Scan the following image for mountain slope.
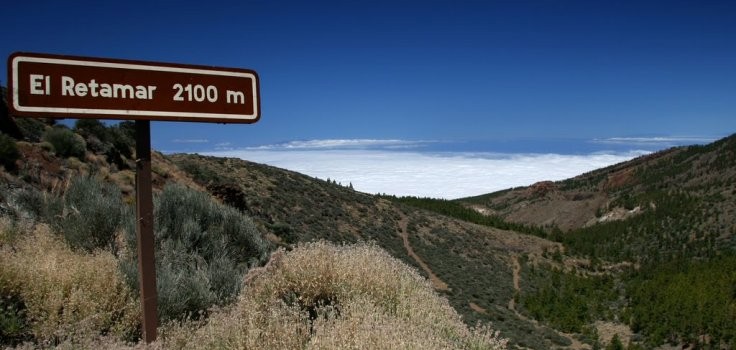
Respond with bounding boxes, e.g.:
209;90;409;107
4;112;734;348
462;134;736;247
170;134;736;348
456;134;736;347
170;154;574;349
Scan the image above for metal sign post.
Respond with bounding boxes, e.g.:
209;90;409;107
135;120;157;342
7;52;261;343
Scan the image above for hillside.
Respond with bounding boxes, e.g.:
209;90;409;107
0;112;561;348
169;153;572;349
462;135;736;236
2;105;735;349
455;134;736;347
460;134;736;263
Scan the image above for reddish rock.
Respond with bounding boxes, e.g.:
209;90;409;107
526;181;557;198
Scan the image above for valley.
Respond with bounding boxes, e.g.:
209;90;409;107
0;113;734;349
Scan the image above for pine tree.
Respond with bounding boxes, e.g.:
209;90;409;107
606;334;624;350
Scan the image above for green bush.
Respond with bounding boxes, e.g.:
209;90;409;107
0;133;20;171
109;122;135;157
7;187;62;223
122;184;270;322
0;293;29;346
75;119;111;154
14;118;46;142
74;119;109;143
42;126;86;158
10;177;125;253
105;122;136;168
6;177;125;253
57;176;126;253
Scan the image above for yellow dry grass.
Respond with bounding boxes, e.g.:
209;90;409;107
0;222;140;346
154;242;507;350
0;221;506;349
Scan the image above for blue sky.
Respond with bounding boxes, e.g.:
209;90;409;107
3;1;735;197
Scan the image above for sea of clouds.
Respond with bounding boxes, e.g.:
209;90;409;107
203;139;655;199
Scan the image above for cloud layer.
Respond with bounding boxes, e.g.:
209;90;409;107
247;139;431;150
205;147;646;199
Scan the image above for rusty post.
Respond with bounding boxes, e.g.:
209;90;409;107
135;120;158;343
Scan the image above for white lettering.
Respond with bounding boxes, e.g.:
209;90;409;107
61;76;75;96
74;83;88;96
226;90;245;104
113;84;134;99
172;84;214;102
89;80;99;97
134;85;156;99
56;76;156;100
30;75;45;95
100;84;112;98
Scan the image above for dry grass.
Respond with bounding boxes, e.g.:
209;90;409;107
154;242;507;350
0;223;506;349
0;223;140;346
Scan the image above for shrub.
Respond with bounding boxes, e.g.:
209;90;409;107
15;118;47;142
0;224;139;345
5;177;125;253
105;123;136;169
0;133;20;171
42;126;86;158
109;122;135;158
57;176;126;253
156;242;508;349
74;119;109;143
75;119;112;154
6;187;62;223
121;184;270;322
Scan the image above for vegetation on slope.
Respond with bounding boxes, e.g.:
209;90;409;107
626;256;736;348
382;195;549;237
460;134;736;348
171;154;567;349
3;104;733;348
0;115;507;349
119;184;271;322
156;242;507;350
0;221;140;346
0;178;510;349
519;262;619;335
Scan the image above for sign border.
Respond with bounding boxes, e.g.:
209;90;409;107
7;52;260;124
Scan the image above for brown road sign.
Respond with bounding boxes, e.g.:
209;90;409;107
6;52;263;343
7;52;260;123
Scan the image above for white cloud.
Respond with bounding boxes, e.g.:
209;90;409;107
204;148;646;199
214;142;234;151
247;139;431;150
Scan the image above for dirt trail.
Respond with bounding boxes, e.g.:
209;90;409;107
396;211;449;291
469;302;487;314
508;255;589;350
508;254;521;310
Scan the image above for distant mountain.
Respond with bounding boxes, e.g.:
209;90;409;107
456;134;736;347
460;133;736;263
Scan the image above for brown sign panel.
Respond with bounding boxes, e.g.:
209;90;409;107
8;52;260;123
